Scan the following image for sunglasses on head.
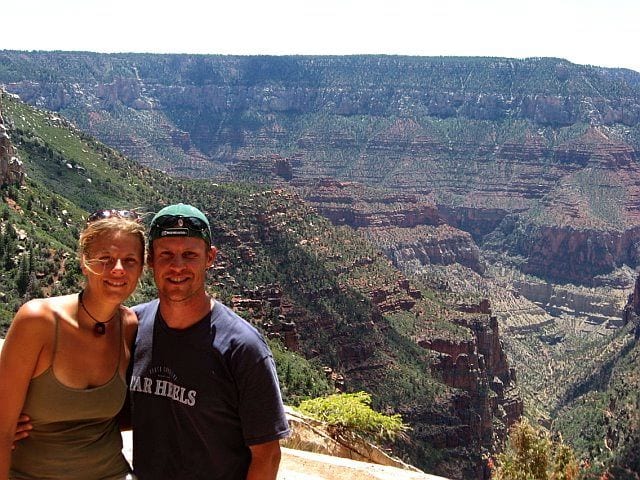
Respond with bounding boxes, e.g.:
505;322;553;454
149;215;211;243
87;209;140;224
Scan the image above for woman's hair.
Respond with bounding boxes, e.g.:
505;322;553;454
78;216;147;266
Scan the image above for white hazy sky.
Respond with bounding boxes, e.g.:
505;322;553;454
4;0;640;72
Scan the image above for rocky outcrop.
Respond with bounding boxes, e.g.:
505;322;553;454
283;407;423;471
299;179;441;228
296;181;485;274
437;206;512;241
622;274;640;339
632;274;640;316
0;96;24;186
505;223;640;284
419;304;523;469
95;77;154;110
515;277;628;328
370;225;485;274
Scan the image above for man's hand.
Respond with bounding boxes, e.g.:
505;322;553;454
13;414;32;450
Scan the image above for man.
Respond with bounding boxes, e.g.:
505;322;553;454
14;203;290;479
128;203;290;479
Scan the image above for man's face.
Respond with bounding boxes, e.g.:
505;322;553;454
149;236;217;304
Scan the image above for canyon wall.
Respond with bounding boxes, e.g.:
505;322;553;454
4;54;640;284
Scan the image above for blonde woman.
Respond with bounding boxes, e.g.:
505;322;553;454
0;210;145;480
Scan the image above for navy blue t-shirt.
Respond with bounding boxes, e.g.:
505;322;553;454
129;300;290;480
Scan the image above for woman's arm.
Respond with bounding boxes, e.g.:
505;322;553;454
0;301;51;480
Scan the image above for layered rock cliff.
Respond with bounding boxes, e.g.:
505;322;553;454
3;53;640;283
417;303;523;479
296;179;441;228
0;94;24;186
297;180;484;274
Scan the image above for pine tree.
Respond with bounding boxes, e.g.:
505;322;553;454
16;253;31;296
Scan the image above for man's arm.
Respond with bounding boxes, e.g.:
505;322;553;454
246;440;282;480
12;415;32;449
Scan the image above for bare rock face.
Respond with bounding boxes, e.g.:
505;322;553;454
419;304;523;468
299;179;441;228
622;274;640;339
633;275;640;317
372;225;485;274
508;224;640;284
95;77;154;110
275;157;294;180
437;206;511;241
298;180;485;273
0;98;24;186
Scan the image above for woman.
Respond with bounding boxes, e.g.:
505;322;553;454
0;209;145;480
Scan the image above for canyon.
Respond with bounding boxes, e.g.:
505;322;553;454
3;53;640;476
3;54;640;287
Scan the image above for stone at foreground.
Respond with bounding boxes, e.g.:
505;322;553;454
120;431;449;480
279;448;450;480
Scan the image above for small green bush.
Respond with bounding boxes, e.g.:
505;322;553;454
297;391;408;443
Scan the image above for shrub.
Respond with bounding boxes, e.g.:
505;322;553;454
297;391;408;444
269;340;333;405
490;418;580;480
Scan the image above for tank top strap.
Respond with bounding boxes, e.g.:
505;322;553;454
50;313;60;367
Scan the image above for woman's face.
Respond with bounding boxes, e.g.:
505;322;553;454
81;231;144;304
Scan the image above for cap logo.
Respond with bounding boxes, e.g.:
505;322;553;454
160;228;189;237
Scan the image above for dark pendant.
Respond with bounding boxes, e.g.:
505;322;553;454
94;322;106;335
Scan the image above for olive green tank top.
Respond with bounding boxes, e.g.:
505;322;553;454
10;316;131;480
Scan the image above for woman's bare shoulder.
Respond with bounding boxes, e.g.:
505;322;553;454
14;298;55;325
1;296;72;366
11;295;75;333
